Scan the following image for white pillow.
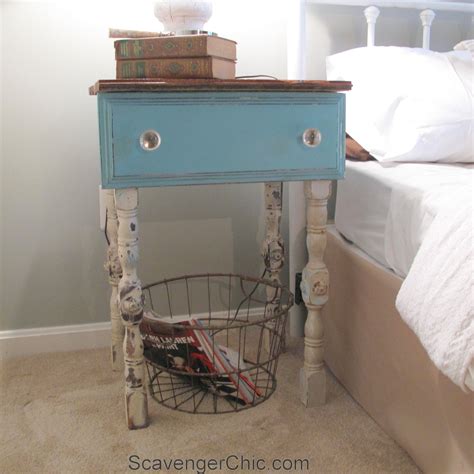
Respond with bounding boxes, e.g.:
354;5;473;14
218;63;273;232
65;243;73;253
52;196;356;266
326;47;473;163
454;39;474;53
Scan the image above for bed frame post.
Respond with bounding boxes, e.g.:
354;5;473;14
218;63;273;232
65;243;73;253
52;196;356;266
420;9;435;50
300;180;331;407
364;6;380;47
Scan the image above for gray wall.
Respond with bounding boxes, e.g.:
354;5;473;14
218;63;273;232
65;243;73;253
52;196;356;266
0;0;288;330
1;1;469;331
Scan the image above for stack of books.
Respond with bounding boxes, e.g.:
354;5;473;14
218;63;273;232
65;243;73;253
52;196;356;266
115;35;237;80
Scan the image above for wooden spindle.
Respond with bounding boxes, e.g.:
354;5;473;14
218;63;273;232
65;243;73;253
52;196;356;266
300;180;331;407
262;182;285;353
115;188;148;430
104;189;124;371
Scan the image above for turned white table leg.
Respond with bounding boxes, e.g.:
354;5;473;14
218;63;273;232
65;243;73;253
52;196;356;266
300;180;331;407
115;188;148;430
104;189;124;371
262;182;284;353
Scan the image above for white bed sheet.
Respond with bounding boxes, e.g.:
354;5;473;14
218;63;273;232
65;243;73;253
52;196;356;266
335;160;474;277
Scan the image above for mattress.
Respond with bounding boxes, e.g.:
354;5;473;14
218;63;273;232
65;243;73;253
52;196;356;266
335;160;474;277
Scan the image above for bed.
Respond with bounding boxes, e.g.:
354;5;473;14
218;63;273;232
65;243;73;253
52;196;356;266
327;161;473;472
289;2;474;472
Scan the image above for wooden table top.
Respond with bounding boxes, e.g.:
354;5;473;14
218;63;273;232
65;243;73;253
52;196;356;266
89;79;352;95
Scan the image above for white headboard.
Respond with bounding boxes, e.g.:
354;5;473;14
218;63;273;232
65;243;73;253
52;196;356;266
308;0;473;12
288;0;473;80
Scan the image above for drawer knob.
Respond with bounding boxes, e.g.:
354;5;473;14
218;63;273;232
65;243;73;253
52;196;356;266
302;128;322;148
140;130;161;151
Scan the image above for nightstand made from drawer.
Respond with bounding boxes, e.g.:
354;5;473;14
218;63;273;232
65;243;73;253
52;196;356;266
90;79;350;429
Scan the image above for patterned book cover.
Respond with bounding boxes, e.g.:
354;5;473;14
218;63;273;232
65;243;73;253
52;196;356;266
116;57;236;80
115;35;237;61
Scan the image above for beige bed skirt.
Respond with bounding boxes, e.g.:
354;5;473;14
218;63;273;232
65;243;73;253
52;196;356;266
323;227;474;473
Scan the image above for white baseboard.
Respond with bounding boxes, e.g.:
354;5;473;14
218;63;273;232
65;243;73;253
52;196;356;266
0;321;112;360
0;307;265;360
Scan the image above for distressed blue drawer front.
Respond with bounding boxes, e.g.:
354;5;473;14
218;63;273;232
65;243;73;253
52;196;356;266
98;92;345;188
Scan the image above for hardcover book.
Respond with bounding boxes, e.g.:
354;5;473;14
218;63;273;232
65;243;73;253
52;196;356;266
116;56;236;80
115;35;237;61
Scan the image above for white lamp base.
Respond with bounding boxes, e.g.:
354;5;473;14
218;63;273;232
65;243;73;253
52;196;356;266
154;0;213;34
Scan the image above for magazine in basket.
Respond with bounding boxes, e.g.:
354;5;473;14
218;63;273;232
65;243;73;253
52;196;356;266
140;312;261;405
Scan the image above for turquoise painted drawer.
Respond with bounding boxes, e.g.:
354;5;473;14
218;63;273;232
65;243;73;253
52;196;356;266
98;91;345;188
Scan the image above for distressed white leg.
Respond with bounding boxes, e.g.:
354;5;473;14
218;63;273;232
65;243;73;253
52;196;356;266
262;182;285;353
300;180;331;407
115;188;149;430
104;189;124;371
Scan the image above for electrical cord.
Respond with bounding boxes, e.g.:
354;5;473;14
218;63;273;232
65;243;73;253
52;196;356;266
235;75;279;80
104;208;110;245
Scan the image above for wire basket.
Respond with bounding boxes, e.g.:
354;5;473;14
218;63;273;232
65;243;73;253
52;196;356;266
141;273;293;414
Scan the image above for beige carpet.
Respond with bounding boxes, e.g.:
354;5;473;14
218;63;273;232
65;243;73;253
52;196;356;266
0;340;419;474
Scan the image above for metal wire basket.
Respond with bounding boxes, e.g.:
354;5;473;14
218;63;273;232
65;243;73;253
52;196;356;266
141;273;293;414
